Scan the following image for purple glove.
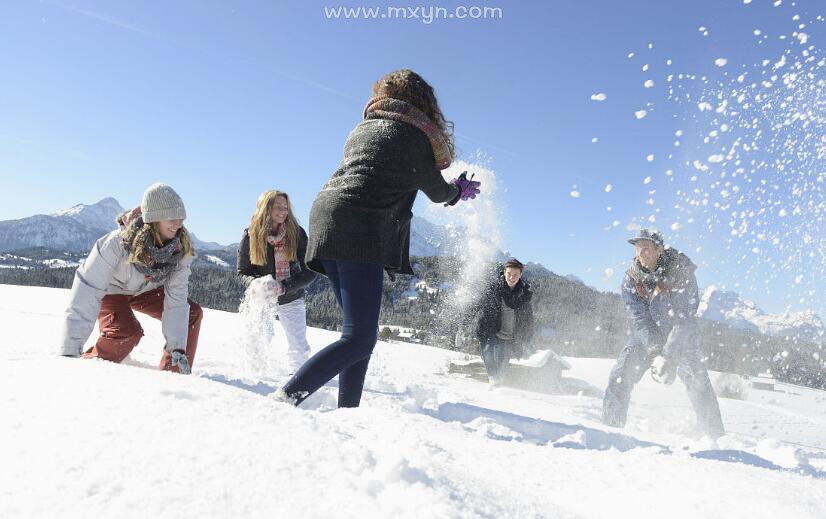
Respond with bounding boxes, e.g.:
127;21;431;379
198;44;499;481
448;172;481;204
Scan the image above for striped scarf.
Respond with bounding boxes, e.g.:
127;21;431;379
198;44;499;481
363;96;453;169
266;225;291;281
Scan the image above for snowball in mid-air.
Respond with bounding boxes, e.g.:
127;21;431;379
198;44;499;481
644;79;655;88
604;184;613;193
591;93;607;101
635;110;648;119
715;58;728;67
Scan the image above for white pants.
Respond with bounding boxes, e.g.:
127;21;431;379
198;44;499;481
272;298;311;373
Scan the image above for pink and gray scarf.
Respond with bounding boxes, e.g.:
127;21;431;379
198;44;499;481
363;95;453;169
266;225;291;281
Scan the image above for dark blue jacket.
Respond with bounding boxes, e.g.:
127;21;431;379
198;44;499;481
237;226;317;306
622;248;699;358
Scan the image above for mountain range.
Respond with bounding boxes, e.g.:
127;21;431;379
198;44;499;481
0;198;821;345
0;198;232;253
699;286;824;345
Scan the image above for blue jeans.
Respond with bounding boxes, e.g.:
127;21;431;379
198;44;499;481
481;337;512;382
282;260;384;408
602;334;725;437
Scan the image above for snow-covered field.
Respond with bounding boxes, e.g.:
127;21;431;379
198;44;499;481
1;284;824;518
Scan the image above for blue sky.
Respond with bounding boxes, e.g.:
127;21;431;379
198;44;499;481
1;0;823;316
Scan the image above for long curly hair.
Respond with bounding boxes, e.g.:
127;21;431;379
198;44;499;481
122;221;193;266
248;190;299;265
371;69;455;161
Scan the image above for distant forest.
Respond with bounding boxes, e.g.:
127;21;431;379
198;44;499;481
1;254;823;390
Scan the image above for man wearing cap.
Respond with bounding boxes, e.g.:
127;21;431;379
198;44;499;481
602;229;724;438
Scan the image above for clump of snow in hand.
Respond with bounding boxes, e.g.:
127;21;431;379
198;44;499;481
426;161;506;319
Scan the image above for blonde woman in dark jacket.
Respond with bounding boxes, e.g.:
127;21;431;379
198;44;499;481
237;190;317;373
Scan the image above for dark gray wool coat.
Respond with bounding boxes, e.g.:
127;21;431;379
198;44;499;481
237;226;318;306
305;118;461;276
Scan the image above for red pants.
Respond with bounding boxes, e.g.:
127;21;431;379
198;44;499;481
82;288;203;372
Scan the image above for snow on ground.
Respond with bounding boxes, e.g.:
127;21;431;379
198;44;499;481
1;284;824;518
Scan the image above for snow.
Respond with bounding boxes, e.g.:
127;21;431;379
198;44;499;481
634;110;647;119
204;254;230;267
2;282;826;519
42;258;80;268
715;58;728;67
590;93;607;101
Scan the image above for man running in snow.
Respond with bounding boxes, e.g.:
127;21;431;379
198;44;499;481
472;258;535;385
603;229;724;438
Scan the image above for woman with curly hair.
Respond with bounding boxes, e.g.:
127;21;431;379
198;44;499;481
237;189;317;373
277;69;481;408
59;183;202;374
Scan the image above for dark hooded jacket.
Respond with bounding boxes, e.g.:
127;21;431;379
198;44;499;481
472;271;535;357
237;225;317;306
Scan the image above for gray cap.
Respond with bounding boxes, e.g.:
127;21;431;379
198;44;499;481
628;228;664;247
141;183;186;223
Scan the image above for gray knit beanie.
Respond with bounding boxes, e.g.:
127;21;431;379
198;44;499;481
141;183;187;223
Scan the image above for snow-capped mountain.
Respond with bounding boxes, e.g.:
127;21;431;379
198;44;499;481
0;198;124;252
0;198;232;254
51;197;124;234
699;285;825;344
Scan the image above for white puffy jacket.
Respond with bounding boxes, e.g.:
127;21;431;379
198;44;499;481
60;230;194;356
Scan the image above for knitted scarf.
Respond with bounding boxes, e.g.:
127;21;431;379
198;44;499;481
363;95;453;169
266;224;291;281
627;248;696;300
121;217;183;284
